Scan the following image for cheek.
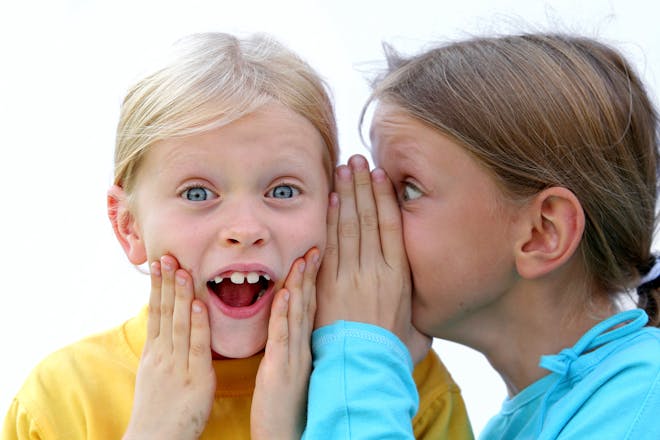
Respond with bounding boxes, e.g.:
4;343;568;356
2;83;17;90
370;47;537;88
402;217;430;276
141;213;201;263
403;215;455;297
292;204;327;252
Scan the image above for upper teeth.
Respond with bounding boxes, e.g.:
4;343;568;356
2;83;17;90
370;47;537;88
214;272;270;284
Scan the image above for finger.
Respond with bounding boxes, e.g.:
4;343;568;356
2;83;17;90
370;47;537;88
189;299;212;371
301;248;320;335
371;168;407;268
335;165;360;272
318;192;339;284
159;255;178;350
264;288;290;367
285;258;306;363
349;155;382;266
296;248;319;364
147;261;162;340
172;268;193;368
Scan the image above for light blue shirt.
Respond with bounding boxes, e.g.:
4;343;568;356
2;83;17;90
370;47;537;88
303;310;660;439
481;309;660;439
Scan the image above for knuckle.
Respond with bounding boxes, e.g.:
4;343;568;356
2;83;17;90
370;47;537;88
354;173;371;187
360;210;379;230
189;342;206;357
307;293;317;312
379;218;401;233
160;303;173;316
173;321;187;335
175;287;190;300
292;311;305;327
304;264;318;280
191;315;205;328
339;220;360;238
273;331;289;344
323;243;338;257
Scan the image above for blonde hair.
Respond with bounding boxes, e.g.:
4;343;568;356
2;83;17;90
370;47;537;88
366;34;660;325
114;32;338;194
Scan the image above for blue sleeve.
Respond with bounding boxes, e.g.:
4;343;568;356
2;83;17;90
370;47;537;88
302;321;418;440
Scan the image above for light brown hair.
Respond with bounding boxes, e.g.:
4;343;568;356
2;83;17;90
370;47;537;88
114;32;338;195
366;33;660;325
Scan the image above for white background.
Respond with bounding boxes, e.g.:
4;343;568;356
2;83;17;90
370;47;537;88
1;0;658;436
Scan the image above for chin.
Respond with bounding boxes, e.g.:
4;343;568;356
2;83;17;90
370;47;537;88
211;334;267;359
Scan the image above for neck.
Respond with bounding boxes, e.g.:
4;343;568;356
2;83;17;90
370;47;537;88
439;276;617;396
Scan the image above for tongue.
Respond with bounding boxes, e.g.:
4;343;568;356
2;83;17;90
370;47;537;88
219;283;262;307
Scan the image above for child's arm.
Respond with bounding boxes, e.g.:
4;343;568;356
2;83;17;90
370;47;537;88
304;156;431;438
123;255;216;440
251;248;320;440
316;156;431;362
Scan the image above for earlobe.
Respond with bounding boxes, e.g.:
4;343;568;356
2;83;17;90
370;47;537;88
107;185;147;265
515;187;585;279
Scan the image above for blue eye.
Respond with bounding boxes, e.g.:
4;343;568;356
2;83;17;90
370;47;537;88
182;186;213;201
268;184;299;199
402;182;423;201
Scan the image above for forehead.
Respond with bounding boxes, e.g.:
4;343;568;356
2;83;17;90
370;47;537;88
370;102;429;160
141;102;330;178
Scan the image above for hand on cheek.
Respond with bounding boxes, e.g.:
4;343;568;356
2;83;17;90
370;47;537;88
251;247;320;440
123;255;216;440
316;155;431;363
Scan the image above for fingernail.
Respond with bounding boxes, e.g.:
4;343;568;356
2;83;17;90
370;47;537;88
176;273;186;286
192;302;202;313
312;252;320;267
161;256;173;272
329;192;339;207
372;168;386;182
350;155;368;170
150;262;161;277
336;165;351;180
298;261;306;272
283;290;290;302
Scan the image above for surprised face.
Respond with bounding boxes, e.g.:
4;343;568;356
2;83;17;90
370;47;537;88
127;102;330;358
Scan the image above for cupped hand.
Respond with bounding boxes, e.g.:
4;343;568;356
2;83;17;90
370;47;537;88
316;155;431;363
251;247;320;440
123;255;216;440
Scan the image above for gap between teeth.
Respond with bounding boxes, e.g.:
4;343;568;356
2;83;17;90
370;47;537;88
213;272;270;284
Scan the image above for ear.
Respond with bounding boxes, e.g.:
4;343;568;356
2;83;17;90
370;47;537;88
107;185;147;265
514;187;585;279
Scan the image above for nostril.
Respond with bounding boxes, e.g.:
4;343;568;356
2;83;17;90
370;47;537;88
220;230;268;247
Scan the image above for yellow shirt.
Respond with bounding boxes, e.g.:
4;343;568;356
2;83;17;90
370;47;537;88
3;307;472;439
413;349;473;439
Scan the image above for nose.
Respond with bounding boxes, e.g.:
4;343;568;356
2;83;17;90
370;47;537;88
218;201;270;248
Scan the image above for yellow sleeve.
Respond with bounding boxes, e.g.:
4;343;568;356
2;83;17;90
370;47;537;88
412;350;474;440
2;398;43;440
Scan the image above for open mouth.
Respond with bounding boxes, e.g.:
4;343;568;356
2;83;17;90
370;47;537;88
207;272;273;308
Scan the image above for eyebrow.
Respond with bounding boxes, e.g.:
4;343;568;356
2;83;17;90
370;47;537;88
155;142;325;180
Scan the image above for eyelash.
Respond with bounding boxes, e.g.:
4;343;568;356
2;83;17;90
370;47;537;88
401;181;423;202
266;182;302;199
178;182;302;202
180;185;216;202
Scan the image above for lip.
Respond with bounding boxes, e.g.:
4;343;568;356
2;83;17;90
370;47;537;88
208;263;276;281
207;263;277;319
